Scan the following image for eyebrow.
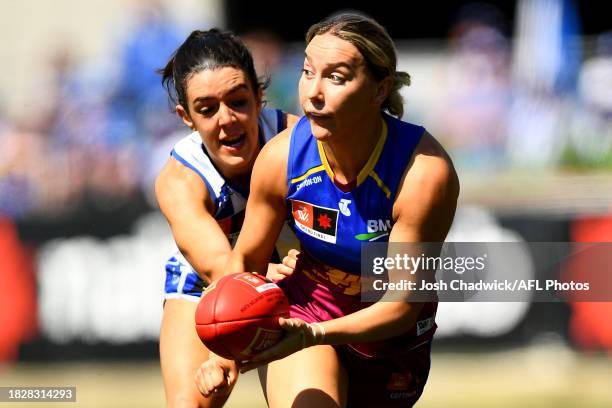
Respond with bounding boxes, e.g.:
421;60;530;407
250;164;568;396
192;83;250;104
304;53;354;70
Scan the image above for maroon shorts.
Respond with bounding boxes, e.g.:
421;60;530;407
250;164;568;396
278;271;435;407
336;340;432;408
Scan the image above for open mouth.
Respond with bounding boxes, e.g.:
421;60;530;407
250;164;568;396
220;133;247;148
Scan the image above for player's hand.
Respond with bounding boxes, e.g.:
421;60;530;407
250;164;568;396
266;249;300;282
239;317;325;373
195;354;238;397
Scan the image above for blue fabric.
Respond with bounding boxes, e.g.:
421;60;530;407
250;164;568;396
286;114;424;274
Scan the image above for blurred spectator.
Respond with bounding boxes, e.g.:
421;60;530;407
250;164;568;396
428;3;512;170
507;0;582;168
566;31;612;168
0;0;191;221
0;121;48;218
242;29;302;114
107;0;184;146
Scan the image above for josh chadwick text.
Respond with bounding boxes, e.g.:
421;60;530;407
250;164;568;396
372;279;590;292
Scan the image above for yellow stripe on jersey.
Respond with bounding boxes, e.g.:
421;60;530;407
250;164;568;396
369;170;392;199
316;119;388;188
316;141;335;181
290;164;326;184
356;120;387;185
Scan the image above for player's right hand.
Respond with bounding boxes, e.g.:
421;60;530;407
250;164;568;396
195;354;238;397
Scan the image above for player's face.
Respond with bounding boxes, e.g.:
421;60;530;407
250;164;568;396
178;67;262;178
299;33;380;141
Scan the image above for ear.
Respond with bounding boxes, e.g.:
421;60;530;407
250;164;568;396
176;105;195;130
373;76;393;106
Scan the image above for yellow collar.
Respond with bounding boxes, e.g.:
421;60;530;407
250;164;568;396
317;119;388;188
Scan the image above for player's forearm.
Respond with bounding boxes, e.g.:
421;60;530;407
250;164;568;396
182;247;230;284
319;301;424;345
223;252;248;277
230;220;283;275
225;248;270;277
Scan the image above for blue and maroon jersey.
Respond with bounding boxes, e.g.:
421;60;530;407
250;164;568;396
283;113;437;355
286;113;424;278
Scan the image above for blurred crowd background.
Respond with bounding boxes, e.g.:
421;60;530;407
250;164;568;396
2;0;611;224
0;1;611;404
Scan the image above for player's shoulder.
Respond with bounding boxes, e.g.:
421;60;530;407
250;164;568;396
414;131;455;176
155;155;213;215
397;131;459;206
156;155;208;197
285;113;300;128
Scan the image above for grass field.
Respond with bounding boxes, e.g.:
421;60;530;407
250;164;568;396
1;343;611;407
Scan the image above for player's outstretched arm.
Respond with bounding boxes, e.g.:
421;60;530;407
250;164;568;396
226;129;292;276
194;129;292;396
156;156;233;283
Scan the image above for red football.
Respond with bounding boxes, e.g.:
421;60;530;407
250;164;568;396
195;272;290;361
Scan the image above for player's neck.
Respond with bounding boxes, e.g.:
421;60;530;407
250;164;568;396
323;115;383;185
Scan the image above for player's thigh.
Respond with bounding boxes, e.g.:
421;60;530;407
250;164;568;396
261;345;348;408
160;298;227;408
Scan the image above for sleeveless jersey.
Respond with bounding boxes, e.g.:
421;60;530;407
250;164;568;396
284;113;437;356
286;113;424;276
171;108;284;243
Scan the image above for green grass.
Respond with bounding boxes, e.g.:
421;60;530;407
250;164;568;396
1;345;610;407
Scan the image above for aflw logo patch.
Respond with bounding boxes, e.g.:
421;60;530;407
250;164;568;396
290;199;338;244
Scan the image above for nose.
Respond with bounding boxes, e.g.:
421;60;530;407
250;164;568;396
218;103;235;127
305;75;324;103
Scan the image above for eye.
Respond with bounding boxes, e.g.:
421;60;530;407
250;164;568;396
302;68;314;79
199;108;211;115
198;105;217;117
230;98;248;109
330;73;345;84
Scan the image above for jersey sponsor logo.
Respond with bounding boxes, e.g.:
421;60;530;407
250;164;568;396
338;198;352;216
296;175;323;191
290;199;338;244
355;219;392;241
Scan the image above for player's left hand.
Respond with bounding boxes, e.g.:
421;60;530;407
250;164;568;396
195;353;238;397
239;317;325;373
266;249;300;282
